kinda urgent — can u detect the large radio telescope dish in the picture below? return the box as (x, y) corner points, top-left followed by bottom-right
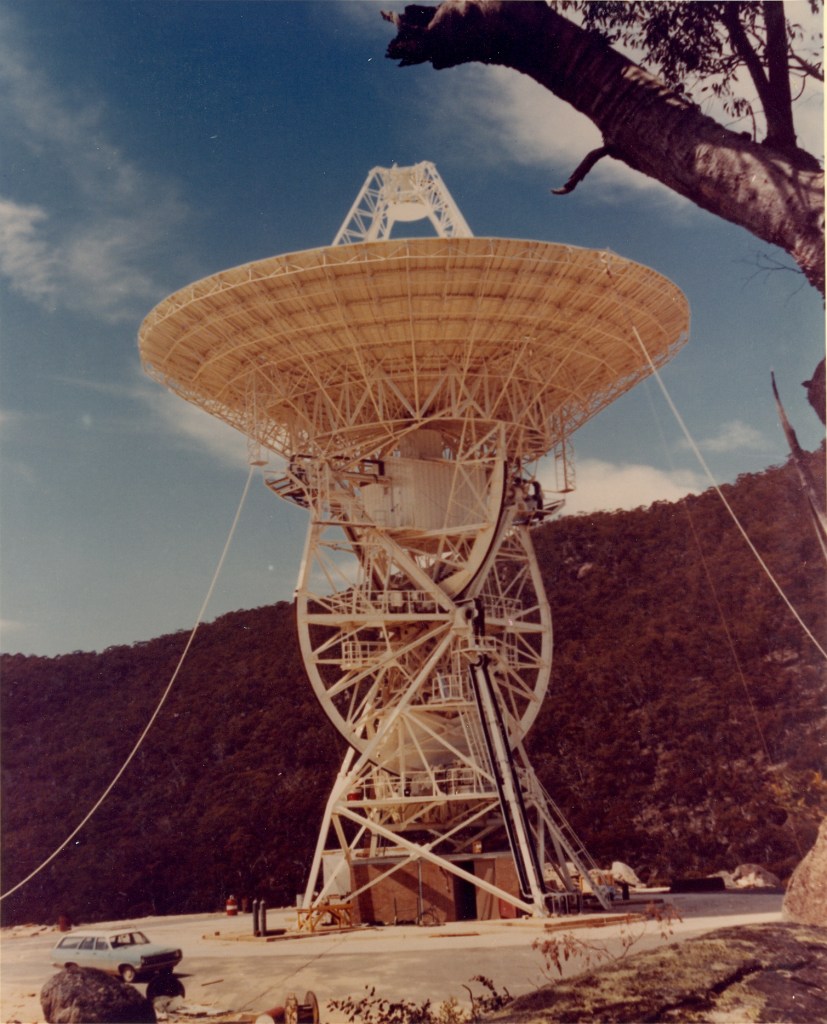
(140, 238), (688, 464)
(139, 162), (689, 920)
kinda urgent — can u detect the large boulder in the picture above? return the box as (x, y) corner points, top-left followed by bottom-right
(732, 863), (781, 889)
(610, 861), (642, 887)
(784, 817), (827, 925)
(484, 923), (827, 1022)
(41, 967), (156, 1023)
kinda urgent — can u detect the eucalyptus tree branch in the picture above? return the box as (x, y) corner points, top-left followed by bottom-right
(550, 146), (614, 194)
(384, 1), (824, 294)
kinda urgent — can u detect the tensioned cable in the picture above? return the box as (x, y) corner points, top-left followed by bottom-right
(639, 380), (777, 748)
(631, 322), (826, 661)
(0, 465), (256, 902)
(681, 496), (806, 857)
(239, 932), (349, 1012)
(600, 258), (826, 661)
(641, 376), (805, 855)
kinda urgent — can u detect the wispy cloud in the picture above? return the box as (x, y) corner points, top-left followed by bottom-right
(682, 419), (769, 455)
(134, 378), (259, 468)
(540, 457), (704, 515)
(0, 8), (186, 322)
(0, 198), (58, 304)
(46, 374), (267, 468)
(334, 0), (391, 34)
(0, 618), (28, 649)
(427, 64), (682, 202)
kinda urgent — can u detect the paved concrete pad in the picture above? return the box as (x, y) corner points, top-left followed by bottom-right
(1, 891), (783, 1022)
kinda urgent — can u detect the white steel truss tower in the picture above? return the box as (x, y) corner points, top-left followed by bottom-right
(139, 162), (690, 922)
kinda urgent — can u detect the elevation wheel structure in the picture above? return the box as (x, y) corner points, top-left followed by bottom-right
(139, 162), (690, 919)
(285, 432), (552, 772)
(295, 519), (551, 764)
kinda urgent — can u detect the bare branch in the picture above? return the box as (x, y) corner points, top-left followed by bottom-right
(788, 51), (824, 81)
(551, 145), (614, 194)
(771, 370), (827, 559)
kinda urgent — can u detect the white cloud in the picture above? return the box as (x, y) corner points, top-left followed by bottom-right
(44, 374), (265, 468)
(134, 378), (271, 469)
(0, 199), (58, 304)
(0, 10), (187, 323)
(334, 0), (390, 33)
(540, 457), (704, 516)
(0, 618), (27, 642)
(683, 419), (768, 455)
(430, 64), (682, 202)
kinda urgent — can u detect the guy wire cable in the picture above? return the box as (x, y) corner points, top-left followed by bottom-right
(636, 330), (826, 661)
(640, 378), (806, 857)
(1, 464), (256, 902)
(602, 258), (826, 662)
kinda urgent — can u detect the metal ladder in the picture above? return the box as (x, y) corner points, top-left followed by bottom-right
(521, 761), (611, 910)
(458, 705), (492, 790)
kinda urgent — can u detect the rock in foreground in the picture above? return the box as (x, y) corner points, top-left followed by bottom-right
(41, 966), (156, 1023)
(485, 923), (827, 1022)
(784, 817), (827, 925)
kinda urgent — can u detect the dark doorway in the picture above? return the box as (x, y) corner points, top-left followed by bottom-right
(453, 860), (478, 921)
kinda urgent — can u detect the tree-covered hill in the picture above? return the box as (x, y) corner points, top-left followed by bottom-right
(528, 448), (826, 882)
(2, 451), (824, 926)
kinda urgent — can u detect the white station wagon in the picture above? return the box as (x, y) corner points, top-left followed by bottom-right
(51, 929), (182, 982)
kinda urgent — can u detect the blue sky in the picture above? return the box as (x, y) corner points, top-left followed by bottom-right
(1, 0), (823, 657)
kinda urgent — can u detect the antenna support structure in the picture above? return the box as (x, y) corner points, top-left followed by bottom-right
(139, 162), (689, 922)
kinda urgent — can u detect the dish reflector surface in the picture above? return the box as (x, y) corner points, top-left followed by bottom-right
(139, 237), (689, 460)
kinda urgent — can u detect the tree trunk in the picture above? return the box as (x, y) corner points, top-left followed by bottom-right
(385, 1), (825, 295)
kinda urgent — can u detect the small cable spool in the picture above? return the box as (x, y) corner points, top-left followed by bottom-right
(256, 991), (319, 1024)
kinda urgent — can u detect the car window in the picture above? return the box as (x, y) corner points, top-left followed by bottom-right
(95, 938), (109, 950)
(79, 937), (96, 950)
(130, 932), (149, 944)
(58, 936), (81, 949)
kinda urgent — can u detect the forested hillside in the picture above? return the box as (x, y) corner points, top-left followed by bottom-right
(2, 451), (825, 926)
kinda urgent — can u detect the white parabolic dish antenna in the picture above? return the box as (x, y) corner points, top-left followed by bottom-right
(140, 240), (689, 464)
(140, 163), (689, 920)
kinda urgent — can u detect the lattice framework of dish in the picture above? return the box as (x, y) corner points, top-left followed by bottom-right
(140, 237), (689, 465)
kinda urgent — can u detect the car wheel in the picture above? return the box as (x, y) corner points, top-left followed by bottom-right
(119, 965), (136, 983)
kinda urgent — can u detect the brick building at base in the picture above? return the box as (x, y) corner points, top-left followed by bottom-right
(350, 853), (523, 925)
